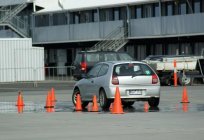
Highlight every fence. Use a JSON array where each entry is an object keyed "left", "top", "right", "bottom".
[
  {"left": 44, "top": 66, "right": 74, "bottom": 81},
  {"left": 0, "top": 66, "right": 75, "bottom": 83}
]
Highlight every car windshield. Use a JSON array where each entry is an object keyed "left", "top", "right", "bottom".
[
  {"left": 86, "top": 53, "right": 100, "bottom": 63},
  {"left": 113, "top": 63, "right": 154, "bottom": 76}
]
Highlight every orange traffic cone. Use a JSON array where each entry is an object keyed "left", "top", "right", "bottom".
[
  {"left": 75, "top": 94, "right": 82, "bottom": 111},
  {"left": 46, "top": 107, "right": 55, "bottom": 113},
  {"left": 51, "top": 88, "right": 57, "bottom": 102},
  {"left": 111, "top": 86, "right": 124, "bottom": 114},
  {"left": 91, "top": 95, "right": 99, "bottom": 112},
  {"left": 17, "top": 106, "right": 24, "bottom": 114},
  {"left": 182, "top": 103, "right": 189, "bottom": 112},
  {"left": 44, "top": 92, "right": 54, "bottom": 108},
  {"left": 144, "top": 102, "right": 149, "bottom": 112},
  {"left": 181, "top": 86, "right": 190, "bottom": 103},
  {"left": 16, "top": 91, "right": 25, "bottom": 106}
]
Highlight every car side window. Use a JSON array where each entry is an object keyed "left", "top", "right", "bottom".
[
  {"left": 98, "top": 64, "right": 109, "bottom": 77},
  {"left": 88, "top": 64, "right": 102, "bottom": 78},
  {"left": 74, "top": 54, "right": 82, "bottom": 64}
]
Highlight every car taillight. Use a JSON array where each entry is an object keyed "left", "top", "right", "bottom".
[
  {"left": 80, "top": 62, "right": 87, "bottom": 72},
  {"left": 112, "top": 76, "right": 119, "bottom": 85},
  {"left": 152, "top": 74, "right": 158, "bottom": 84}
]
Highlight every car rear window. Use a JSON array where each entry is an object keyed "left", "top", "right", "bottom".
[
  {"left": 113, "top": 63, "right": 154, "bottom": 76},
  {"left": 104, "top": 53, "right": 118, "bottom": 61},
  {"left": 118, "top": 53, "right": 133, "bottom": 61},
  {"left": 86, "top": 53, "right": 100, "bottom": 63}
]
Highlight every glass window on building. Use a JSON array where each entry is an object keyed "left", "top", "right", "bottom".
[
  {"left": 136, "top": 5, "right": 142, "bottom": 18},
  {"left": 80, "top": 11, "right": 92, "bottom": 23},
  {"left": 100, "top": 9, "right": 106, "bottom": 21},
  {"left": 52, "top": 12, "right": 67, "bottom": 26},
  {"left": 99, "top": 8, "right": 113, "bottom": 21},
  {"left": 80, "top": 12, "right": 85, "bottom": 23},
  {"left": 153, "top": 3, "right": 160, "bottom": 17},
  {"left": 87, "top": 10, "right": 94, "bottom": 22},
  {"left": 108, "top": 8, "right": 114, "bottom": 21},
  {"left": 130, "top": 6, "right": 136, "bottom": 19},
  {"left": 143, "top": 4, "right": 153, "bottom": 18},
  {"left": 194, "top": 0, "right": 201, "bottom": 13},
  {"left": 114, "top": 8, "right": 120, "bottom": 20},
  {"left": 167, "top": 2, "right": 173, "bottom": 16},
  {"left": 161, "top": 3, "right": 166, "bottom": 16},
  {"left": 74, "top": 12, "right": 80, "bottom": 24},
  {"left": 179, "top": 1, "right": 187, "bottom": 14},
  {"left": 93, "top": 10, "right": 98, "bottom": 22},
  {"left": 69, "top": 13, "right": 74, "bottom": 24},
  {"left": 119, "top": 7, "right": 127, "bottom": 20},
  {"left": 35, "top": 14, "right": 49, "bottom": 27}
]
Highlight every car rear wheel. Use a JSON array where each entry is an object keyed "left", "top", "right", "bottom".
[
  {"left": 99, "top": 89, "right": 111, "bottom": 110},
  {"left": 148, "top": 97, "right": 160, "bottom": 107},
  {"left": 72, "top": 88, "right": 89, "bottom": 108}
]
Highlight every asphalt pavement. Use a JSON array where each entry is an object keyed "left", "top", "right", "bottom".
[{"left": 0, "top": 82, "right": 204, "bottom": 140}]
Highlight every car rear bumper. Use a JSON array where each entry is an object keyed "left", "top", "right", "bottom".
[{"left": 105, "top": 85, "right": 160, "bottom": 100}]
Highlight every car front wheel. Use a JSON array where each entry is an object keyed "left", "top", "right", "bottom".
[
  {"left": 99, "top": 89, "right": 111, "bottom": 110},
  {"left": 72, "top": 88, "right": 89, "bottom": 108}
]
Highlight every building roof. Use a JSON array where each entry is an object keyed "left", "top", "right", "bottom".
[{"left": 35, "top": 0, "right": 158, "bottom": 13}]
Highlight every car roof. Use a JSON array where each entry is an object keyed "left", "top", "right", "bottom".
[
  {"left": 99, "top": 61, "right": 146, "bottom": 65},
  {"left": 78, "top": 51, "right": 128, "bottom": 53}
]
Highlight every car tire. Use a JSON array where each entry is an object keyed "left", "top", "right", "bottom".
[
  {"left": 122, "top": 101, "right": 135, "bottom": 107},
  {"left": 99, "top": 89, "right": 111, "bottom": 110},
  {"left": 148, "top": 97, "right": 160, "bottom": 107},
  {"left": 72, "top": 88, "right": 89, "bottom": 108}
]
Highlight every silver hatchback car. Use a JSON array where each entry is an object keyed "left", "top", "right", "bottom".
[{"left": 72, "top": 61, "right": 160, "bottom": 109}]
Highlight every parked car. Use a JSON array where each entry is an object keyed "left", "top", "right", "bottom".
[
  {"left": 72, "top": 51, "right": 134, "bottom": 80},
  {"left": 72, "top": 61, "right": 161, "bottom": 110}
]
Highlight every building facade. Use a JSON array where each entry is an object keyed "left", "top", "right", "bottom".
[{"left": 1, "top": 0, "right": 204, "bottom": 67}]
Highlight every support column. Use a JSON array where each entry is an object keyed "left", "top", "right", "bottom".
[{"left": 126, "top": 5, "right": 130, "bottom": 37}]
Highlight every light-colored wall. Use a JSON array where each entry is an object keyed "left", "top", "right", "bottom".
[
  {"left": 32, "top": 20, "right": 123, "bottom": 44},
  {"left": 0, "top": 38, "right": 44, "bottom": 82},
  {"left": 32, "top": 13, "right": 204, "bottom": 44}
]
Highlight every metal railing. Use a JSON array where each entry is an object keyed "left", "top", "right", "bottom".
[
  {"left": 0, "top": 66, "right": 75, "bottom": 83},
  {"left": 0, "top": 3, "right": 27, "bottom": 23},
  {"left": 0, "top": 3, "right": 29, "bottom": 37},
  {"left": 89, "top": 26, "right": 128, "bottom": 51},
  {"left": 45, "top": 66, "right": 74, "bottom": 81},
  {"left": 6, "top": 16, "right": 29, "bottom": 37}
]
